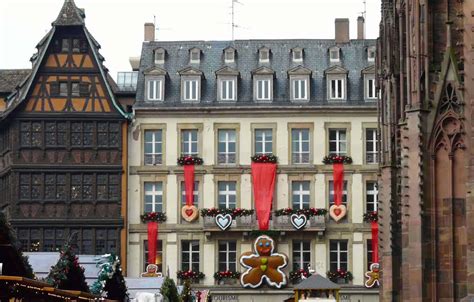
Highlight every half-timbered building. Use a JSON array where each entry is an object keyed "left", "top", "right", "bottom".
[{"left": 0, "top": 0, "right": 130, "bottom": 268}]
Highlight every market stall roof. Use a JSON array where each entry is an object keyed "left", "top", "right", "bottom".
[{"left": 294, "top": 274, "right": 340, "bottom": 290}]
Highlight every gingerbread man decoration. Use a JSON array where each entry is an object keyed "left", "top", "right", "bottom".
[
  {"left": 364, "top": 263, "right": 380, "bottom": 288},
  {"left": 240, "top": 235, "right": 288, "bottom": 288}
]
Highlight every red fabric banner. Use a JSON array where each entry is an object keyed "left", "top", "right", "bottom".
[
  {"left": 184, "top": 164, "right": 195, "bottom": 206},
  {"left": 333, "top": 162, "right": 344, "bottom": 206},
  {"left": 251, "top": 162, "right": 277, "bottom": 230},
  {"left": 147, "top": 222, "right": 158, "bottom": 265},
  {"left": 371, "top": 221, "right": 379, "bottom": 263}
]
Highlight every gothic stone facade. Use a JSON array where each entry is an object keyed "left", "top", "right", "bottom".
[{"left": 378, "top": 0, "right": 474, "bottom": 301}]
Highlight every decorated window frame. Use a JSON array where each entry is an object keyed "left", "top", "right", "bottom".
[
  {"left": 217, "top": 240, "right": 238, "bottom": 272},
  {"left": 179, "top": 239, "right": 202, "bottom": 273},
  {"left": 143, "top": 238, "right": 164, "bottom": 273},
  {"left": 215, "top": 124, "right": 239, "bottom": 165},
  {"left": 325, "top": 122, "right": 351, "bottom": 157},
  {"left": 291, "top": 239, "right": 312, "bottom": 271},
  {"left": 140, "top": 175, "right": 167, "bottom": 217},
  {"left": 251, "top": 123, "right": 277, "bottom": 156},
  {"left": 177, "top": 124, "right": 203, "bottom": 157}
]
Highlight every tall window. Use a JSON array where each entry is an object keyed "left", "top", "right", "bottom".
[
  {"left": 218, "top": 129, "right": 236, "bottom": 164},
  {"left": 220, "top": 79, "right": 236, "bottom": 101},
  {"left": 329, "top": 240, "right": 348, "bottom": 271},
  {"left": 255, "top": 129, "right": 273, "bottom": 155},
  {"left": 292, "top": 79, "right": 307, "bottom": 100},
  {"left": 144, "top": 130, "right": 163, "bottom": 165},
  {"left": 366, "top": 78, "right": 377, "bottom": 99},
  {"left": 291, "top": 128, "right": 310, "bottom": 164},
  {"left": 144, "top": 240, "right": 163, "bottom": 272},
  {"left": 367, "top": 239, "right": 373, "bottom": 270},
  {"left": 329, "top": 78, "right": 344, "bottom": 100},
  {"left": 144, "top": 182, "right": 163, "bottom": 213},
  {"left": 292, "top": 181, "right": 310, "bottom": 209},
  {"left": 147, "top": 80, "right": 163, "bottom": 101},
  {"left": 365, "top": 128, "right": 378, "bottom": 163},
  {"left": 292, "top": 240, "right": 311, "bottom": 270},
  {"left": 366, "top": 181, "right": 378, "bottom": 212},
  {"left": 181, "top": 129, "right": 198, "bottom": 156},
  {"left": 183, "top": 79, "right": 199, "bottom": 101},
  {"left": 181, "top": 240, "right": 200, "bottom": 271},
  {"left": 218, "top": 241, "right": 237, "bottom": 271},
  {"left": 256, "top": 79, "right": 271, "bottom": 101},
  {"left": 218, "top": 181, "right": 237, "bottom": 209},
  {"left": 181, "top": 181, "right": 199, "bottom": 207},
  {"left": 329, "top": 129, "right": 347, "bottom": 155},
  {"left": 329, "top": 181, "right": 348, "bottom": 205}
]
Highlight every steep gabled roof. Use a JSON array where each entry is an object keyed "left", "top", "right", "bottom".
[
  {"left": 1, "top": 0, "right": 129, "bottom": 120},
  {"left": 251, "top": 66, "right": 275, "bottom": 76},
  {"left": 294, "top": 274, "right": 340, "bottom": 290},
  {"left": 0, "top": 69, "right": 31, "bottom": 95}
]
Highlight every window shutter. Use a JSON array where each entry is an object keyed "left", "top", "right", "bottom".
[
  {"left": 79, "top": 83, "right": 90, "bottom": 96},
  {"left": 50, "top": 82, "right": 60, "bottom": 96}
]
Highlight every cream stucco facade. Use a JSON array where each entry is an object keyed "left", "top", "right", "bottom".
[{"left": 127, "top": 108, "right": 379, "bottom": 301}]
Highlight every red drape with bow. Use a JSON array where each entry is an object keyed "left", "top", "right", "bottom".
[
  {"left": 147, "top": 222, "right": 158, "bottom": 265},
  {"left": 184, "top": 165, "right": 195, "bottom": 206},
  {"left": 251, "top": 162, "right": 277, "bottom": 230},
  {"left": 333, "top": 162, "right": 344, "bottom": 205},
  {"left": 371, "top": 221, "right": 379, "bottom": 263}
]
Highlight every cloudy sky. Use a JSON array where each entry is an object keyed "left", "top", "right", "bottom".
[{"left": 0, "top": 0, "right": 381, "bottom": 79}]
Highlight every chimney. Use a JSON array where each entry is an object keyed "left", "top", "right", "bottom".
[
  {"left": 357, "top": 16, "right": 365, "bottom": 39},
  {"left": 144, "top": 23, "right": 155, "bottom": 42},
  {"left": 335, "top": 18, "right": 350, "bottom": 43}
]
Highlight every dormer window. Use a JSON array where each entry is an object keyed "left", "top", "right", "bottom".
[
  {"left": 178, "top": 67, "right": 203, "bottom": 102},
  {"left": 224, "top": 48, "right": 235, "bottom": 63},
  {"left": 143, "top": 66, "right": 168, "bottom": 102},
  {"left": 252, "top": 66, "right": 274, "bottom": 102},
  {"left": 292, "top": 48, "right": 303, "bottom": 62},
  {"left": 259, "top": 47, "right": 270, "bottom": 63},
  {"left": 368, "top": 46, "right": 376, "bottom": 62},
  {"left": 362, "top": 66, "right": 377, "bottom": 100},
  {"left": 216, "top": 66, "right": 239, "bottom": 102},
  {"left": 329, "top": 46, "right": 340, "bottom": 62},
  {"left": 154, "top": 48, "right": 165, "bottom": 64},
  {"left": 190, "top": 48, "right": 201, "bottom": 63},
  {"left": 325, "top": 66, "right": 348, "bottom": 101},
  {"left": 288, "top": 66, "right": 312, "bottom": 102}
]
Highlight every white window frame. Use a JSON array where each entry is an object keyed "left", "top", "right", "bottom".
[
  {"left": 147, "top": 79, "right": 163, "bottom": 101},
  {"left": 181, "top": 129, "right": 198, "bottom": 156},
  {"left": 330, "top": 240, "right": 348, "bottom": 271},
  {"left": 144, "top": 182, "right": 163, "bottom": 213},
  {"left": 292, "top": 240, "right": 311, "bottom": 270},
  {"left": 366, "top": 181, "right": 378, "bottom": 212},
  {"left": 254, "top": 129, "right": 273, "bottom": 155},
  {"left": 292, "top": 49, "right": 303, "bottom": 62},
  {"left": 256, "top": 79, "right": 271, "bottom": 101},
  {"left": 329, "top": 180, "right": 348, "bottom": 206},
  {"left": 292, "top": 181, "right": 310, "bottom": 209},
  {"left": 259, "top": 49, "right": 269, "bottom": 62},
  {"left": 144, "top": 130, "right": 163, "bottom": 165},
  {"left": 366, "top": 77, "right": 377, "bottom": 100},
  {"left": 329, "top": 129, "right": 347, "bottom": 155},
  {"left": 329, "top": 77, "right": 345, "bottom": 100},
  {"left": 330, "top": 47, "right": 340, "bottom": 62},
  {"left": 291, "top": 128, "right": 310, "bottom": 164},
  {"left": 183, "top": 79, "right": 199, "bottom": 101},
  {"left": 366, "top": 128, "right": 378, "bottom": 163},
  {"left": 224, "top": 49, "right": 235, "bottom": 63},
  {"left": 218, "top": 241, "right": 237, "bottom": 272},
  {"left": 292, "top": 78, "right": 308, "bottom": 101},
  {"left": 181, "top": 240, "right": 200, "bottom": 271},
  {"left": 217, "top": 129, "right": 236, "bottom": 164},
  {"left": 368, "top": 47, "right": 376, "bottom": 62},
  {"left": 218, "top": 181, "right": 237, "bottom": 209},
  {"left": 220, "top": 79, "right": 236, "bottom": 101}
]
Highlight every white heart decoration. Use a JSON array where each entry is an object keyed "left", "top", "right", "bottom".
[
  {"left": 290, "top": 213, "right": 307, "bottom": 230},
  {"left": 215, "top": 213, "right": 233, "bottom": 231}
]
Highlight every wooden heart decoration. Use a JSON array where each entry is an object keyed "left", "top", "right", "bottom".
[
  {"left": 329, "top": 204, "right": 347, "bottom": 222},
  {"left": 181, "top": 205, "right": 199, "bottom": 222},
  {"left": 290, "top": 213, "right": 308, "bottom": 230},
  {"left": 215, "top": 213, "right": 233, "bottom": 231}
]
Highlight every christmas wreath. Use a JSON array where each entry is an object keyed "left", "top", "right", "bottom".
[
  {"left": 274, "top": 208, "right": 327, "bottom": 217},
  {"left": 289, "top": 269, "right": 311, "bottom": 282},
  {"left": 322, "top": 155, "right": 353, "bottom": 164},
  {"left": 200, "top": 208, "right": 254, "bottom": 218},
  {"left": 177, "top": 155, "right": 203, "bottom": 166},
  {"left": 251, "top": 154, "right": 278, "bottom": 163},
  {"left": 177, "top": 270, "right": 205, "bottom": 281},
  {"left": 326, "top": 269, "right": 353, "bottom": 282},
  {"left": 213, "top": 270, "right": 241, "bottom": 281},
  {"left": 140, "top": 212, "right": 167, "bottom": 223},
  {"left": 363, "top": 211, "right": 378, "bottom": 222}
]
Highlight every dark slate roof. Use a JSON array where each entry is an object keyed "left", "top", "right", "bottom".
[
  {"left": 52, "top": 0, "right": 85, "bottom": 26},
  {"left": 135, "top": 39, "right": 377, "bottom": 109},
  {"left": 294, "top": 274, "right": 340, "bottom": 290},
  {"left": 0, "top": 69, "right": 31, "bottom": 94}
]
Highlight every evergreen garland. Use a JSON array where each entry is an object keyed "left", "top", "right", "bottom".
[
  {"left": 45, "top": 241, "right": 89, "bottom": 292},
  {"left": 0, "top": 212, "right": 34, "bottom": 278},
  {"left": 91, "top": 253, "right": 128, "bottom": 300}
]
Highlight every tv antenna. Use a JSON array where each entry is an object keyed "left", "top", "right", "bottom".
[
  {"left": 153, "top": 15, "right": 172, "bottom": 40},
  {"left": 231, "top": 0, "right": 244, "bottom": 40}
]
